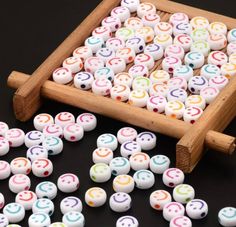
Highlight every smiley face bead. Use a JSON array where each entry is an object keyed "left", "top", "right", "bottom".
[
  {"left": 173, "top": 23, "right": 192, "bottom": 36},
  {"left": 183, "top": 106, "right": 203, "bottom": 124},
  {"left": 85, "top": 187, "right": 107, "bottom": 207},
  {"left": 191, "top": 28, "right": 209, "bottom": 41},
  {"left": 84, "top": 57, "right": 104, "bottom": 74},
  {"left": 84, "top": 36, "right": 104, "bottom": 54},
  {"left": 121, "top": 0, "right": 140, "bottom": 13},
  {"left": 184, "top": 51, "right": 204, "bottom": 69},
  {"left": 188, "top": 76, "right": 208, "bottom": 94},
  {"left": 164, "top": 44, "right": 185, "bottom": 60},
  {"left": 92, "top": 26, "right": 112, "bottom": 42},
  {"left": 109, "top": 157, "right": 131, "bottom": 176},
  {"left": 0, "top": 161, "right": 11, "bottom": 180},
  {"left": 170, "top": 216, "right": 192, "bottom": 227},
  {"left": 142, "top": 13, "right": 160, "bottom": 28},
  {"left": 128, "top": 89, "right": 149, "bottom": 107},
  {"left": 135, "top": 26, "right": 155, "bottom": 43},
  {"left": 24, "top": 130, "right": 44, "bottom": 148},
  {"left": 150, "top": 70, "right": 170, "bottom": 84},
  {"left": 89, "top": 163, "right": 111, "bottom": 183},
  {"left": 96, "top": 48, "right": 116, "bottom": 63},
  {"left": 136, "top": 131, "right": 156, "bottom": 150},
  {"left": 132, "top": 77, "right": 151, "bottom": 92},
  {"left": 42, "top": 136, "right": 63, "bottom": 155},
  {"left": 186, "top": 199, "right": 208, "bottom": 219},
  {"left": 115, "top": 27, "right": 135, "bottom": 42},
  {"left": 57, "top": 173, "right": 79, "bottom": 193},
  {"left": 0, "top": 137, "right": 10, "bottom": 156},
  {"left": 124, "top": 17, "right": 144, "bottom": 31},
  {"left": 126, "top": 36, "right": 145, "bottom": 54},
  {"left": 128, "top": 65, "right": 149, "bottom": 79},
  {"left": 92, "top": 147, "right": 113, "bottom": 164},
  {"left": 221, "top": 63, "right": 236, "bottom": 79},
  {"left": 35, "top": 181, "right": 57, "bottom": 200},
  {"left": 208, "top": 22, "right": 227, "bottom": 35},
  {"left": 150, "top": 190, "right": 172, "bottom": 210},
  {"left": 173, "top": 65, "right": 193, "bottom": 82},
  {"left": 63, "top": 123, "right": 84, "bottom": 142},
  {"left": 116, "top": 47, "right": 136, "bottom": 64},
  {"left": 116, "top": 216, "right": 139, "bottom": 227},
  {"left": 154, "top": 22, "right": 173, "bottom": 36},
  {"left": 0, "top": 122, "right": 9, "bottom": 137},
  {"left": 200, "top": 86, "right": 220, "bottom": 104},
  {"left": 169, "top": 13, "right": 189, "bottom": 26},
  {"left": 227, "top": 42, "right": 236, "bottom": 56},
  {"left": 60, "top": 196, "right": 82, "bottom": 214},
  {"left": 167, "top": 77, "right": 187, "bottom": 91},
  {"left": 9, "top": 174, "right": 31, "bottom": 193},
  {"left": 190, "top": 40, "right": 210, "bottom": 57},
  {"left": 190, "top": 16, "right": 209, "bottom": 29},
  {"left": 173, "top": 184, "right": 195, "bottom": 204},
  {"left": 97, "top": 133, "right": 118, "bottom": 151},
  {"left": 106, "top": 57, "right": 126, "bottom": 74},
  {"left": 208, "top": 51, "right": 228, "bottom": 67},
  {"left": 154, "top": 34, "right": 173, "bottom": 49},
  {"left": 208, "top": 34, "right": 227, "bottom": 51},
  {"left": 102, "top": 16, "right": 121, "bottom": 32},
  {"left": 111, "top": 6, "right": 131, "bottom": 23},
  {"left": 117, "top": 127, "right": 137, "bottom": 144},
  {"left": 74, "top": 71, "right": 94, "bottom": 90},
  {"left": 144, "top": 43, "right": 164, "bottom": 61},
  {"left": 109, "top": 192, "right": 132, "bottom": 212},
  {"left": 110, "top": 84, "right": 131, "bottom": 102},
  {"left": 15, "top": 191, "right": 37, "bottom": 210},
  {"left": 209, "top": 75, "right": 229, "bottom": 91},
  {"left": 163, "top": 202, "right": 185, "bottom": 221},
  {"left": 92, "top": 78, "right": 112, "bottom": 96},
  {"left": 10, "top": 157, "right": 31, "bottom": 175},
  {"left": 76, "top": 113, "right": 97, "bottom": 132},
  {"left": 185, "top": 95, "right": 206, "bottom": 110},
  {"left": 32, "top": 158, "right": 53, "bottom": 178},
  {"left": 0, "top": 213, "right": 9, "bottom": 226},
  {"left": 134, "top": 53, "right": 155, "bottom": 70},
  {"left": 129, "top": 152, "right": 150, "bottom": 171},
  {"left": 5, "top": 128, "right": 25, "bottom": 148},
  {"left": 174, "top": 34, "right": 193, "bottom": 52},
  {"left": 33, "top": 113, "right": 54, "bottom": 132},
  {"left": 43, "top": 124, "right": 63, "bottom": 138},
  {"left": 32, "top": 198, "right": 54, "bottom": 216},
  {"left": 149, "top": 83, "right": 169, "bottom": 97},
  {"left": 150, "top": 155, "right": 170, "bottom": 174},
  {"left": 163, "top": 168, "right": 185, "bottom": 188},
  {"left": 3, "top": 203, "right": 25, "bottom": 223},
  {"left": 200, "top": 64, "right": 221, "bottom": 80},
  {"left": 137, "top": 2, "right": 156, "bottom": 18},
  {"left": 28, "top": 212, "right": 51, "bottom": 227},
  {"left": 27, "top": 145, "right": 48, "bottom": 162},
  {"left": 162, "top": 56, "right": 182, "bottom": 74},
  {"left": 73, "top": 46, "right": 93, "bottom": 62},
  {"left": 52, "top": 67, "right": 73, "bottom": 85},
  {"left": 62, "top": 211, "right": 85, "bottom": 227},
  {"left": 113, "top": 175, "right": 135, "bottom": 193},
  {"left": 94, "top": 67, "right": 114, "bottom": 82},
  {"left": 120, "top": 140, "right": 142, "bottom": 158},
  {"left": 165, "top": 101, "right": 185, "bottom": 119},
  {"left": 147, "top": 95, "right": 167, "bottom": 113},
  {"left": 63, "top": 57, "right": 83, "bottom": 74},
  {"left": 218, "top": 207, "right": 236, "bottom": 226},
  {"left": 133, "top": 170, "right": 155, "bottom": 189}
]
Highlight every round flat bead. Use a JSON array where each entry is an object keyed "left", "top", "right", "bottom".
[
  {"left": 126, "top": 36, "right": 145, "bottom": 54},
  {"left": 200, "top": 64, "right": 221, "bottom": 80},
  {"left": 63, "top": 123, "right": 84, "bottom": 142},
  {"left": 0, "top": 122, "right": 9, "bottom": 137},
  {"left": 170, "top": 216, "right": 192, "bottom": 227},
  {"left": 227, "top": 41, "right": 236, "bottom": 56},
  {"left": 185, "top": 95, "right": 206, "bottom": 110},
  {"left": 191, "top": 28, "right": 209, "bottom": 41},
  {"left": 136, "top": 131, "right": 156, "bottom": 150},
  {"left": 190, "top": 40, "right": 210, "bottom": 57},
  {"left": 97, "top": 133, "right": 118, "bottom": 151},
  {"left": 28, "top": 213, "right": 51, "bottom": 227},
  {"left": 200, "top": 86, "right": 220, "bottom": 104},
  {"left": 169, "top": 13, "right": 189, "bottom": 26},
  {"left": 149, "top": 82, "right": 169, "bottom": 97},
  {"left": 32, "top": 158, "right": 53, "bottom": 178},
  {"left": 109, "top": 157, "right": 130, "bottom": 176},
  {"left": 209, "top": 75, "right": 229, "bottom": 90},
  {"left": 106, "top": 37, "right": 125, "bottom": 51},
  {"left": 102, "top": 16, "right": 121, "bottom": 32},
  {"left": 150, "top": 190, "right": 172, "bottom": 210},
  {"left": 89, "top": 163, "right": 111, "bottom": 183},
  {"left": 92, "top": 78, "right": 112, "bottom": 96},
  {"left": 208, "top": 22, "right": 227, "bottom": 35},
  {"left": 147, "top": 95, "right": 167, "bottom": 113},
  {"left": 162, "top": 56, "right": 182, "bottom": 74},
  {"left": 137, "top": 2, "right": 156, "bottom": 18},
  {"left": 111, "top": 6, "right": 131, "bottom": 22},
  {"left": 73, "top": 46, "right": 93, "bottom": 62},
  {"left": 84, "top": 57, "right": 104, "bottom": 74},
  {"left": 218, "top": 207, "right": 236, "bottom": 226},
  {"left": 109, "top": 192, "right": 132, "bottom": 212},
  {"left": 134, "top": 53, "right": 154, "bottom": 70},
  {"left": 173, "top": 65, "right": 193, "bottom": 81},
  {"left": 3, "top": 203, "right": 25, "bottom": 223},
  {"left": 163, "top": 168, "right": 185, "bottom": 188},
  {"left": 124, "top": 17, "right": 143, "bottom": 31},
  {"left": 190, "top": 16, "right": 209, "bottom": 29},
  {"left": 84, "top": 36, "right": 104, "bottom": 54},
  {"left": 32, "top": 198, "right": 54, "bottom": 216},
  {"left": 128, "top": 89, "right": 149, "bottom": 107},
  {"left": 165, "top": 100, "right": 185, "bottom": 119},
  {"left": 186, "top": 199, "right": 208, "bottom": 219},
  {"left": 173, "top": 22, "right": 192, "bottom": 36},
  {"left": 9, "top": 174, "right": 31, "bottom": 193},
  {"left": 173, "top": 184, "right": 195, "bottom": 204},
  {"left": 24, "top": 130, "right": 44, "bottom": 148},
  {"left": 0, "top": 137, "right": 10, "bottom": 156},
  {"left": 0, "top": 160, "right": 11, "bottom": 180},
  {"left": 221, "top": 63, "right": 236, "bottom": 79},
  {"left": 0, "top": 213, "right": 8, "bottom": 226},
  {"left": 43, "top": 124, "right": 63, "bottom": 138},
  {"left": 174, "top": 34, "right": 193, "bottom": 52},
  {"left": 229, "top": 53, "right": 236, "bottom": 64},
  {"left": 154, "top": 34, "right": 173, "bottom": 49},
  {"left": 35, "top": 181, "right": 57, "bottom": 200},
  {"left": 150, "top": 70, "right": 170, "bottom": 84},
  {"left": 114, "top": 72, "right": 133, "bottom": 87},
  {"left": 62, "top": 211, "right": 85, "bottom": 227},
  {"left": 115, "top": 28, "right": 135, "bottom": 42},
  {"left": 164, "top": 44, "right": 185, "bottom": 60},
  {"left": 27, "top": 145, "right": 48, "bottom": 162},
  {"left": 116, "top": 47, "right": 136, "bottom": 64},
  {"left": 142, "top": 13, "right": 160, "bottom": 28},
  {"left": 208, "top": 34, "right": 227, "bottom": 50},
  {"left": 74, "top": 71, "right": 94, "bottom": 90},
  {"left": 92, "top": 147, "right": 113, "bottom": 164},
  {"left": 154, "top": 22, "right": 173, "bottom": 35},
  {"left": 163, "top": 202, "right": 185, "bottom": 221},
  {"left": 167, "top": 77, "right": 187, "bottom": 90},
  {"left": 121, "top": 0, "right": 140, "bottom": 13},
  {"left": 183, "top": 106, "right": 203, "bottom": 124},
  {"left": 10, "top": 157, "right": 31, "bottom": 175},
  {"left": 110, "top": 84, "right": 131, "bottom": 102},
  {"left": 106, "top": 57, "right": 126, "bottom": 74},
  {"left": 63, "top": 57, "right": 83, "bottom": 74},
  {"left": 129, "top": 152, "right": 150, "bottom": 171},
  {"left": 52, "top": 67, "right": 73, "bottom": 84},
  {"left": 5, "top": 128, "right": 25, "bottom": 148},
  {"left": 150, "top": 155, "right": 170, "bottom": 174},
  {"left": 117, "top": 127, "right": 137, "bottom": 144},
  {"left": 113, "top": 175, "right": 135, "bottom": 193},
  {"left": 132, "top": 76, "right": 151, "bottom": 91},
  {"left": 208, "top": 51, "right": 228, "bottom": 67},
  {"left": 85, "top": 187, "right": 107, "bottom": 207},
  {"left": 167, "top": 88, "right": 187, "bottom": 103},
  {"left": 227, "top": 28, "right": 236, "bottom": 42},
  {"left": 184, "top": 51, "right": 204, "bottom": 69},
  {"left": 76, "top": 113, "right": 97, "bottom": 132},
  {"left": 33, "top": 113, "right": 54, "bottom": 132},
  {"left": 188, "top": 76, "right": 208, "bottom": 94},
  {"left": 92, "top": 26, "right": 112, "bottom": 42},
  {"left": 60, "top": 197, "right": 82, "bottom": 215},
  {"left": 136, "top": 26, "right": 154, "bottom": 43},
  {"left": 94, "top": 67, "right": 114, "bottom": 81},
  {"left": 120, "top": 140, "right": 142, "bottom": 158},
  {"left": 57, "top": 173, "right": 79, "bottom": 193},
  {"left": 42, "top": 136, "right": 63, "bottom": 155},
  {"left": 96, "top": 48, "right": 116, "bottom": 64},
  {"left": 0, "top": 192, "right": 5, "bottom": 210},
  {"left": 15, "top": 191, "right": 37, "bottom": 210},
  {"left": 116, "top": 216, "right": 139, "bottom": 227},
  {"left": 133, "top": 169, "right": 155, "bottom": 189},
  {"left": 144, "top": 43, "right": 164, "bottom": 61}
]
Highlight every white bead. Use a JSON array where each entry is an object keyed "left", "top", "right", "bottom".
[
  {"left": 116, "top": 216, "right": 139, "bottom": 227},
  {"left": 28, "top": 212, "right": 51, "bottom": 227},
  {"left": 92, "top": 26, "right": 112, "bottom": 42},
  {"left": 154, "top": 34, "right": 173, "bottom": 49},
  {"left": 167, "top": 88, "right": 187, "bottom": 103},
  {"left": 208, "top": 22, "right": 227, "bottom": 35},
  {"left": 208, "top": 34, "right": 227, "bottom": 51},
  {"left": 3, "top": 203, "right": 25, "bottom": 223},
  {"left": 149, "top": 190, "right": 172, "bottom": 211},
  {"left": 32, "top": 158, "right": 53, "bottom": 178},
  {"left": 162, "top": 56, "right": 182, "bottom": 74},
  {"left": 106, "top": 37, "right": 125, "bottom": 51},
  {"left": 134, "top": 53, "right": 154, "bottom": 70},
  {"left": 116, "top": 47, "right": 136, "bottom": 64},
  {"left": 5, "top": 128, "right": 25, "bottom": 147},
  {"left": 52, "top": 67, "right": 73, "bottom": 84},
  {"left": 60, "top": 197, "right": 82, "bottom": 215},
  {"left": 10, "top": 157, "right": 31, "bottom": 175},
  {"left": 33, "top": 113, "right": 54, "bottom": 132},
  {"left": 89, "top": 163, "right": 111, "bottom": 183},
  {"left": 0, "top": 160, "right": 11, "bottom": 180},
  {"left": 0, "top": 213, "right": 8, "bottom": 226},
  {"left": 85, "top": 187, "right": 107, "bottom": 207},
  {"left": 185, "top": 95, "right": 206, "bottom": 110},
  {"left": 183, "top": 107, "right": 203, "bottom": 124},
  {"left": 106, "top": 57, "right": 126, "bottom": 74},
  {"left": 147, "top": 95, "right": 167, "bottom": 113},
  {"left": 102, "top": 16, "right": 121, "bottom": 32},
  {"left": 128, "top": 89, "right": 149, "bottom": 107},
  {"left": 97, "top": 133, "right": 118, "bottom": 151},
  {"left": 0, "top": 192, "right": 5, "bottom": 210},
  {"left": 165, "top": 44, "right": 185, "bottom": 60},
  {"left": 0, "top": 137, "right": 10, "bottom": 156},
  {"left": 63, "top": 123, "right": 84, "bottom": 142},
  {"left": 32, "top": 198, "right": 54, "bottom": 216},
  {"left": 150, "top": 155, "right": 170, "bottom": 174},
  {"left": 110, "top": 157, "right": 130, "bottom": 176},
  {"left": 188, "top": 76, "right": 208, "bottom": 94},
  {"left": 114, "top": 72, "right": 133, "bottom": 87},
  {"left": 92, "top": 147, "right": 113, "bottom": 164},
  {"left": 144, "top": 43, "right": 164, "bottom": 61},
  {"left": 129, "top": 152, "right": 150, "bottom": 171},
  {"left": 173, "top": 23, "right": 192, "bottom": 36},
  {"left": 96, "top": 48, "right": 116, "bottom": 63},
  {"left": 137, "top": 2, "right": 156, "bottom": 18},
  {"left": 132, "top": 77, "right": 151, "bottom": 91},
  {"left": 115, "top": 28, "right": 135, "bottom": 42},
  {"left": 126, "top": 36, "right": 145, "bottom": 54},
  {"left": 113, "top": 175, "right": 135, "bottom": 193},
  {"left": 110, "top": 84, "right": 131, "bottom": 102},
  {"left": 218, "top": 207, "right": 236, "bottom": 226},
  {"left": 229, "top": 53, "right": 236, "bottom": 64},
  {"left": 0, "top": 122, "right": 9, "bottom": 137},
  {"left": 42, "top": 136, "right": 63, "bottom": 155},
  {"left": 190, "top": 16, "right": 209, "bottom": 29},
  {"left": 55, "top": 112, "right": 75, "bottom": 129},
  {"left": 227, "top": 28, "right": 236, "bottom": 42},
  {"left": 186, "top": 199, "right": 208, "bottom": 219},
  {"left": 43, "top": 124, "right": 63, "bottom": 138},
  {"left": 109, "top": 192, "right": 132, "bottom": 212},
  {"left": 191, "top": 28, "right": 209, "bottom": 41},
  {"left": 149, "top": 83, "right": 169, "bottom": 97},
  {"left": 209, "top": 75, "right": 229, "bottom": 90},
  {"left": 163, "top": 202, "right": 185, "bottom": 221},
  {"left": 73, "top": 46, "right": 93, "bottom": 61},
  {"left": 57, "top": 173, "right": 79, "bottom": 193},
  {"left": 170, "top": 216, "right": 192, "bottom": 227},
  {"left": 135, "top": 26, "right": 154, "bottom": 43},
  {"left": 49, "top": 223, "right": 67, "bottom": 227},
  {"left": 84, "top": 36, "right": 104, "bottom": 54},
  {"left": 174, "top": 34, "right": 193, "bottom": 52},
  {"left": 184, "top": 51, "right": 204, "bottom": 69},
  {"left": 121, "top": 0, "right": 140, "bottom": 13},
  {"left": 221, "top": 63, "right": 236, "bottom": 78},
  {"left": 169, "top": 13, "right": 189, "bottom": 26},
  {"left": 94, "top": 67, "right": 114, "bottom": 81},
  {"left": 76, "top": 113, "right": 97, "bottom": 132},
  {"left": 208, "top": 51, "right": 228, "bottom": 67},
  {"left": 150, "top": 69, "right": 170, "bottom": 84},
  {"left": 173, "top": 184, "right": 195, "bottom": 204},
  {"left": 167, "top": 77, "right": 187, "bottom": 90},
  {"left": 63, "top": 57, "right": 83, "bottom": 74},
  {"left": 111, "top": 6, "right": 131, "bottom": 23},
  {"left": 133, "top": 170, "right": 155, "bottom": 189},
  {"left": 163, "top": 168, "right": 185, "bottom": 188},
  {"left": 35, "top": 181, "right": 57, "bottom": 200},
  {"left": 15, "top": 191, "right": 37, "bottom": 210},
  {"left": 26, "top": 145, "right": 48, "bottom": 162},
  {"left": 200, "top": 86, "right": 220, "bottom": 104},
  {"left": 136, "top": 131, "right": 156, "bottom": 150},
  {"left": 9, "top": 174, "right": 31, "bottom": 193},
  {"left": 117, "top": 127, "right": 137, "bottom": 144},
  {"left": 84, "top": 57, "right": 104, "bottom": 74},
  {"left": 142, "top": 13, "right": 160, "bottom": 28},
  {"left": 190, "top": 40, "right": 210, "bottom": 57},
  {"left": 62, "top": 211, "right": 85, "bottom": 227},
  {"left": 200, "top": 64, "right": 221, "bottom": 80},
  {"left": 165, "top": 101, "right": 185, "bottom": 119},
  {"left": 120, "top": 140, "right": 142, "bottom": 158},
  {"left": 74, "top": 72, "right": 94, "bottom": 90},
  {"left": 24, "top": 130, "right": 44, "bottom": 148},
  {"left": 154, "top": 22, "right": 173, "bottom": 35}
]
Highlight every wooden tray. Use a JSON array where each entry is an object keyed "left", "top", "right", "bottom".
[{"left": 7, "top": 0, "right": 236, "bottom": 173}]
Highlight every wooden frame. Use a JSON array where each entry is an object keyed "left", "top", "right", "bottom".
[{"left": 7, "top": 0, "right": 236, "bottom": 172}]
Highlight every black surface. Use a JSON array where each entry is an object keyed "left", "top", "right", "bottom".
[{"left": 0, "top": 0, "right": 236, "bottom": 226}]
